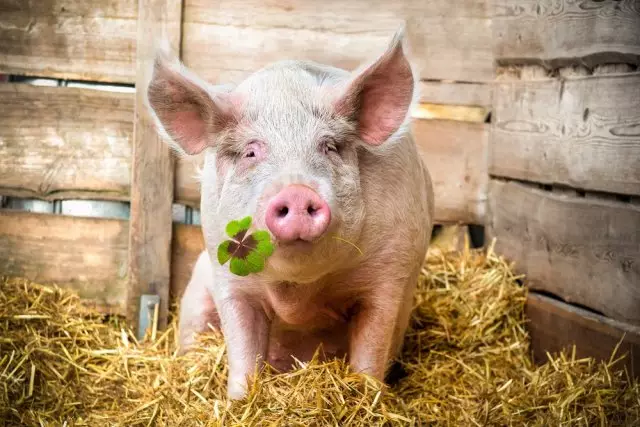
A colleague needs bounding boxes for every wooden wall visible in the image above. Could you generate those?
[0,0,491,316]
[489,0,640,374]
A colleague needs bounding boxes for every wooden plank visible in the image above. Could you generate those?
[488,179,640,325]
[181,0,493,84]
[526,292,640,379]
[418,81,492,108]
[414,120,488,224]
[176,119,489,224]
[0,83,490,225]
[0,210,128,313]
[175,157,201,209]
[493,0,640,67]
[126,0,182,332]
[0,209,206,314]
[170,223,205,302]
[0,84,134,201]
[0,0,137,83]
[412,104,488,123]
[491,73,640,196]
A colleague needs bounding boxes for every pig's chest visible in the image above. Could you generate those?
[265,281,354,329]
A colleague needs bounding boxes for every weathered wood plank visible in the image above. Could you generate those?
[488,179,640,325]
[0,84,488,223]
[414,120,488,224]
[0,84,134,201]
[413,104,488,123]
[170,223,205,302]
[126,0,182,333]
[0,209,207,314]
[418,81,492,108]
[526,292,640,379]
[491,73,640,196]
[493,0,640,66]
[0,0,137,83]
[175,119,489,224]
[182,0,493,84]
[0,210,128,313]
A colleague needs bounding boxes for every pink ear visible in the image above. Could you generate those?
[335,30,414,146]
[146,54,238,155]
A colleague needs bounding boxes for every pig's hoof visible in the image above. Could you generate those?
[227,380,248,400]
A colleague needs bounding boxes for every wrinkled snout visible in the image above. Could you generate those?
[265,185,331,243]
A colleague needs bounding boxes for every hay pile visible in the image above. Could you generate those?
[1,244,639,426]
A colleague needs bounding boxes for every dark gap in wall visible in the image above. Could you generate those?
[7,74,135,89]
[468,224,484,248]
[616,194,632,203]
[0,195,200,225]
[420,78,483,85]
[527,289,607,318]
[430,224,444,241]
[490,175,637,204]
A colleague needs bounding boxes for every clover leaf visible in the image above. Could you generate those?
[217,216,275,276]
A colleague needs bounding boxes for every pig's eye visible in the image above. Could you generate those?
[242,140,262,160]
[322,137,339,155]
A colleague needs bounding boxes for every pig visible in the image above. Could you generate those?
[146,28,434,400]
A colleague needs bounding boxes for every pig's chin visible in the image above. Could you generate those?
[264,239,332,283]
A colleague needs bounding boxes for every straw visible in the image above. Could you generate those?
[1,242,638,426]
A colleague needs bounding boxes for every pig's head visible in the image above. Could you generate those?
[147,30,416,283]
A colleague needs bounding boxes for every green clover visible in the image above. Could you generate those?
[217,216,275,276]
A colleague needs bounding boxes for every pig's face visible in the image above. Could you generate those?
[147,31,415,282]
[205,63,367,281]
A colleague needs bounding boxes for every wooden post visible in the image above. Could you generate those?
[127,0,183,334]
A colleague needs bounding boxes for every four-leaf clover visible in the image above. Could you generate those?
[217,216,275,276]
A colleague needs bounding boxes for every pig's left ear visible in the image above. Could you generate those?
[334,29,415,146]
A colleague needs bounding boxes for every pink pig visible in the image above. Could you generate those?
[146,29,434,400]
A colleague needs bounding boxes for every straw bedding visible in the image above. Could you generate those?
[1,241,638,426]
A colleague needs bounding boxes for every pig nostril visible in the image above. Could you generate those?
[307,206,316,216]
[277,206,289,218]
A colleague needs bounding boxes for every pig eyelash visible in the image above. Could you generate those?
[321,137,340,156]
[236,139,265,164]
[242,140,261,158]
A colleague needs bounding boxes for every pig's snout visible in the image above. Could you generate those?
[265,185,331,243]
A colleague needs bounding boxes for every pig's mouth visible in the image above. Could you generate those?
[274,237,317,250]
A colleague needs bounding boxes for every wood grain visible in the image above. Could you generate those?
[526,292,640,379]
[126,0,182,332]
[491,73,640,196]
[0,210,128,313]
[0,209,206,314]
[0,83,488,223]
[493,0,640,67]
[0,83,134,201]
[170,223,205,302]
[176,119,489,224]
[418,81,492,108]
[0,0,137,82]
[414,120,488,225]
[182,0,493,84]
[0,0,494,84]
[488,179,640,325]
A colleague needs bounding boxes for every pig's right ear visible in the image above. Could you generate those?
[146,52,238,155]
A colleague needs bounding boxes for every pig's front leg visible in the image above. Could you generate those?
[348,282,414,382]
[216,294,270,400]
